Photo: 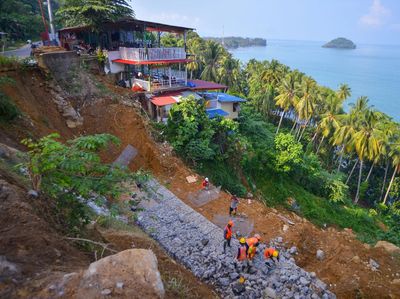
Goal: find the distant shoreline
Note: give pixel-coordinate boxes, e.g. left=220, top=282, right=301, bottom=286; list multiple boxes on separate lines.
left=203, top=36, right=267, bottom=49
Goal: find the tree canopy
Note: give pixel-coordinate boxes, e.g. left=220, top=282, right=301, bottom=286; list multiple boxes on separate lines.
left=57, top=0, right=134, bottom=27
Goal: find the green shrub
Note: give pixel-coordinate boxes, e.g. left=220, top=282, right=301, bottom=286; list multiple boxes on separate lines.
left=0, top=92, right=19, bottom=122
left=0, top=55, right=19, bottom=68
left=326, top=177, right=349, bottom=203
left=274, top=133, right=303, bottom=173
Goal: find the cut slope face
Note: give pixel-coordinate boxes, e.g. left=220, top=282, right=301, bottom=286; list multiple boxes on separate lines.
left=1, top=67, right=400, bottom=298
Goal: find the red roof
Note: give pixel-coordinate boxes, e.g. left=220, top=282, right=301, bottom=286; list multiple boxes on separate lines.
left=112, top=58, right=192, bottom=65
left=151, top=93, right=180, bottom=106
left=187, top=79, right=227, bottom=91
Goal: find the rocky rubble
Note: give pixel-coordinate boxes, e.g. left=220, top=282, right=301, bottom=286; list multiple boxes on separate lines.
left=46, top=249, right=165, bottom=298
left=136, top=179, right=336, bottom=299
left=50, top=89, right=83, bottom=129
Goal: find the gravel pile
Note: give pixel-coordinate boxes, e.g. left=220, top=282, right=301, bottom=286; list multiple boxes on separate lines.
left=136, top=180, right=336, bottom=299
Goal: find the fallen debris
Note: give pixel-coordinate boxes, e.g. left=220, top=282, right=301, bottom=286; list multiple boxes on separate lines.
left=185, top=175, right=198, bottom=183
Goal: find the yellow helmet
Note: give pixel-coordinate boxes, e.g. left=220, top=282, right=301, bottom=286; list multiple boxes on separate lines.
left=273, top=250, right=279, bottom=258
left=239, top=238, right=246, bottom=244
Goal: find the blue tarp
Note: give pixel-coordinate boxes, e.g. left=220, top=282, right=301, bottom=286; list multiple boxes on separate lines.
left=206, top=109, right=229, bottom=118
left=202, top=92, right=247, bottom=103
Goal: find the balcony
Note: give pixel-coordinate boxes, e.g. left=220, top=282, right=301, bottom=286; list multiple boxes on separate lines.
left=132, top=69, right=187, bottom=92
left=119, top=47, right=186, bottom=62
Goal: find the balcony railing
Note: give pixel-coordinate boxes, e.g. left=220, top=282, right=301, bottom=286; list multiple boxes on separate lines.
left=119, top=47, right=186, bottom=61
left=132, top=69, right=187, bottom=92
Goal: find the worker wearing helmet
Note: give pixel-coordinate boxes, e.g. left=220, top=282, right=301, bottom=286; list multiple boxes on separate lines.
left=235, top=237, right=249, bottom=272
left=223, top=220, right=234, bottom=253
left=202, top=177, right=210, bottom=190
left=246, top=234, right=261, bottom=253
left=264, top=247, right=280, bottom=268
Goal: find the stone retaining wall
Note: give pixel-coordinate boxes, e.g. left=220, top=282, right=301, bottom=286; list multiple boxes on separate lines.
left=136, top=179, right=336, bottom=299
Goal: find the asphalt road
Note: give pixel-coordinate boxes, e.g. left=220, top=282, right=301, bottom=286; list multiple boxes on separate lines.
left=1, top=42, right=41, bottom=58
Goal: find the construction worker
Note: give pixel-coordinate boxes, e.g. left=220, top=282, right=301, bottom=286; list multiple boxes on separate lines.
left=246, top=234, right=261, bottom=252
left=202, top=177, right=209, bottom=190
left=235, top=238, right=248, bottom=272
left=229, top=195, right=239, bottom=216
left=223, top=220, right=234, bottom=253
left=264, top=247, right=280, bottom=268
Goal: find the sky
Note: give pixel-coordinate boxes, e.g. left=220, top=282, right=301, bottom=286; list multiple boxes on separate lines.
left=133, top=0, right=400, bottom=45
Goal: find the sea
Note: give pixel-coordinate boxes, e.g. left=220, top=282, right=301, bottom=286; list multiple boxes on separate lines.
left=230, top=40, right=400, bottom=121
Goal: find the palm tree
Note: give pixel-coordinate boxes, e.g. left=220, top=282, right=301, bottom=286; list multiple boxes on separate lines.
left=295, top=77, right=318, bottom=141
left=336, top=83, right=351, bottom=101
left=315, top=93, right=343, bottom=153
left=200, top=41, right=222, bottom=82
left=351, top=109, right=383, bottom=203
left=219, top=55, right=240, bottom=88
left=186, top=38, right=204, bottom=79
left=379, top=122, right=399, bottom=200
left=274, top=72, right=299, bottom=134
left=383, top=142, right=400, bottom=204
left=334, top=96, right=370, bottom=177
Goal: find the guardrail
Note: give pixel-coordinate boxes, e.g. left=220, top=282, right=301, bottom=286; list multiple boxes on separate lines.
left=120, top=47, right=186, bottom=61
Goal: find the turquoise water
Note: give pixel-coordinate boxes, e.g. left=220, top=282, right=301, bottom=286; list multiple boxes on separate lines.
left=230, top=40, right=400, bottom=120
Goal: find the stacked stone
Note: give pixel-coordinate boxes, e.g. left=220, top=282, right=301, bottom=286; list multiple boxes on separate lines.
left=136, top=179, right=336, bottom=299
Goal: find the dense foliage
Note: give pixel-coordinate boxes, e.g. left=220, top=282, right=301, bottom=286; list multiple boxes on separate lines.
left=162, top=33, right=400, bottom=246
left=57, top=0, right=134, bottom=27
left=161, top=32, right=244, bottom=94
left=0, top=0, right=50, bottom=41
left=0, top=76, right=20, bottom=122
left=20, top=133, right=137, bottom=230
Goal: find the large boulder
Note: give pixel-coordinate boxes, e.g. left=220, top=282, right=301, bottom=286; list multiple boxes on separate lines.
left=52, top=249, right=165, bottom=298
left=374, top=241, right=400, bottom=254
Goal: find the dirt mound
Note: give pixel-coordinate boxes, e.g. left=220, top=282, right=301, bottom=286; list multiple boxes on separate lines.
left=0, top=171, right=89, bottom=298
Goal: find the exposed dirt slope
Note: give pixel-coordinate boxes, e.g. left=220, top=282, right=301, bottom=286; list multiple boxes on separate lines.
left=0, top=169, right=89, bottom=298
left=1, top=68, right=400, bottom=298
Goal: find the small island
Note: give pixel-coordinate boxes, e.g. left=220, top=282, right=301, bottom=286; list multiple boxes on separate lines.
left=322, top=37, right=356, bottom=49
left=204, top=37, right=267, bottom=49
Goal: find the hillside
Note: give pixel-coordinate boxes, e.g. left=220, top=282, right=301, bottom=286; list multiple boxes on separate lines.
left=323, top=37, right=356, bottom=49
left=204, top=36, right=267, bottom=48
left=0, top=54, right=400, bottom=297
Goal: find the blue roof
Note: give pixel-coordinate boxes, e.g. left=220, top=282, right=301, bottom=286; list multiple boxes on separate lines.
left=202, top=92, right=247, bottom=103
left=206, top=109, right=229, bottom=118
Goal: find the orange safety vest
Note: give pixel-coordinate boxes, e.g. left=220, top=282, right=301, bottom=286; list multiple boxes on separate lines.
left=246, top=237, right=259, bottom=247
left=248, top=245, right=257, bottom=260
left=224, top=225, right=232, bottom=240
left=238, top=246, right=247, bottom=261
left=264, top=248, right=275, bottom=259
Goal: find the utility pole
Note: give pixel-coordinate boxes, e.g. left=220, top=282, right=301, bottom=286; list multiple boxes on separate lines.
left=46, top=0, right=56, bottom=41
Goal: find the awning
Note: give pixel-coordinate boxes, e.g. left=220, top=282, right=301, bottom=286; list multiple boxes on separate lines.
left=206, top=109, right=229, bottom=118
left=151, top=94, right=179, bottom=106
left=150, top=91, right=201, bottom=106
left=187, top=79, right=227, bottom=91
left=112, top=58, right=192, bottom=65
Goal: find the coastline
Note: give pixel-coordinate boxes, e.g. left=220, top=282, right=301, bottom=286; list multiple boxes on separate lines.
left=230, top=40, right=400, bottom=121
